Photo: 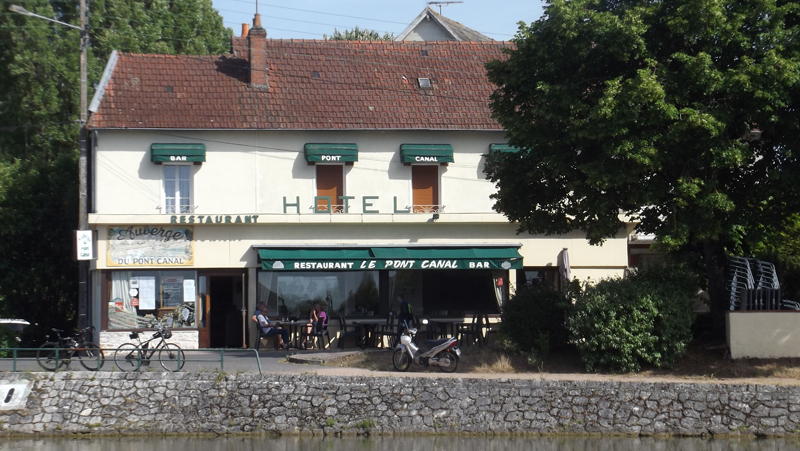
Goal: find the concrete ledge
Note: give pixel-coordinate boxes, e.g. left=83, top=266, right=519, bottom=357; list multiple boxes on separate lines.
left=2, top=372, right=800, bottom=437
left=726, top=311, right=800, bottom=358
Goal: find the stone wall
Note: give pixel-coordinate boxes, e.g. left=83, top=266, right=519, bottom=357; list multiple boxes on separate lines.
left=1, top=372, right=799, bottom=437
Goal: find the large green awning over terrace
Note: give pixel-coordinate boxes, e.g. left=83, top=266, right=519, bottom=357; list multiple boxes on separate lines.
left=257, top=245, right=522, bottom=271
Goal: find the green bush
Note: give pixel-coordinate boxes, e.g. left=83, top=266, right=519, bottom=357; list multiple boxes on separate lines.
left=0, top=325, right=20, bottom=358
left=567, top=265, right=697, bottom=372
left=501, top=284, right=571, bottom=356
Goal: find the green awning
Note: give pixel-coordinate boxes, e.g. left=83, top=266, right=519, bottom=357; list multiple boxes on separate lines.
left=400, top=144, right=454, bottom=164
left=151, top=144, right=206, bottom=163
left=304, top=144, right=358, bottom=163
left=258, top=246, right=522, bottom=271
left=489, top=144, right=520, bottom=153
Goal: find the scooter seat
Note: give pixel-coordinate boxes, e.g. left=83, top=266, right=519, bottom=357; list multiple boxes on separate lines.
left=424, top=338, right=451, bottom=347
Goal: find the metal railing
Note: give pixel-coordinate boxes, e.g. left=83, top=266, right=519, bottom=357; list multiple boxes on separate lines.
left=0, top=347, right=263, bottom=374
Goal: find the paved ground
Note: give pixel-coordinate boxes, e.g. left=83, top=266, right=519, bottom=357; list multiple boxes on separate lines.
left=3, top=347, right=800, bottom=385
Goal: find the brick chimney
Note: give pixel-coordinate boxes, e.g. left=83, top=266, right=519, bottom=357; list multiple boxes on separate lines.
left=248, top=14, right=268, bottom=88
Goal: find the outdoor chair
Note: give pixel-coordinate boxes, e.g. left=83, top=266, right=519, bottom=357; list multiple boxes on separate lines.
left=372, top=312, right=396, bottom=348
left=337, top=315, right=364, bottom=349
left=301, top=317, right=330, bottom=350
left=456, top=313, right=484, bottom=346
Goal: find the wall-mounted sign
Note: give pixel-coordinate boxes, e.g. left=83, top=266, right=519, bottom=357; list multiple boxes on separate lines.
left=264, top=259, right=518, bottom=271
left=75, top=230, right=94, bottom=261
left=107, top=225, right=194, bottom=267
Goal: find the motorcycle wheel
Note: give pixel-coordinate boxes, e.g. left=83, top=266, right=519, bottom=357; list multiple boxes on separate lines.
left=392, top=348, right=412, bottom=371
left=438, top=349, right=459, bottom=373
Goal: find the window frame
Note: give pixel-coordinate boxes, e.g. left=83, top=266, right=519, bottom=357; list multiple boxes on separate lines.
left=410, top=164, right=441, bottom=213
left=315, top=164, right=346, bottom=213
left=163, top=163, right=193, bottom=214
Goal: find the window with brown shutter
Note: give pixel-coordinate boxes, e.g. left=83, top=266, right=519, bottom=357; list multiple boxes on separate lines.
left=412, top=165, right=439, bottom=213
left=316, top=165, right=344, bottom=213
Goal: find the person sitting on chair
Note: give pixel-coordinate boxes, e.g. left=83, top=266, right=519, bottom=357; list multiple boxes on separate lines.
left=300, top=301, right=327, bottom=350
left=253, top=302, right=290, bottom=350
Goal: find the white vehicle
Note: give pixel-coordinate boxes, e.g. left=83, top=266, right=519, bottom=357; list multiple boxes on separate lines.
left=392, top=320, right=460, bottom=373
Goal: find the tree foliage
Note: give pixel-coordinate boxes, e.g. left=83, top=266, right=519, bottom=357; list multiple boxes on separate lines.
left=325, top=26, right=394, bottom=41
left=485, top=0, right=800, bottom=322
left=0, top=0, right=231, bottom=337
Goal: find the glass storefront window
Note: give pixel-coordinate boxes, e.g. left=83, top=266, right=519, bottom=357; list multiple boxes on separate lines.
left=257, top=271, right=381, bottom=318
left=108, top=270, right=198, bottom=329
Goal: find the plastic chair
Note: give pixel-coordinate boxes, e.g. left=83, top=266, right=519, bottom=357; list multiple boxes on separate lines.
left=337, top=315, right=364, bottom=349
left=456, top=313, right=484, bottom=346
left=372, top=312, right=396, bottom=348
left=301, top=317, right=330, bottom=350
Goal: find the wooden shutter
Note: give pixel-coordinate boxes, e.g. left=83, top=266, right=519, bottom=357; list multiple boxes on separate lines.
left=316, top=165, right=344, bottom=212
left=412, top=165, right=439, bottom=213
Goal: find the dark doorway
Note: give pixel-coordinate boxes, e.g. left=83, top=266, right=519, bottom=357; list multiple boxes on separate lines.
left=208, top=276, right=245, bottom=348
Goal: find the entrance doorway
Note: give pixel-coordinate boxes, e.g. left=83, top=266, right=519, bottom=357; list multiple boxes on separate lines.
left=200, top=273, right=247, bottom=349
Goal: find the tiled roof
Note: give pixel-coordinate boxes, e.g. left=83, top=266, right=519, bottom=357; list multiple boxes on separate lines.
left=429, top=9, right=494, bottom=42
left=88, top=39, right=512, bottom=130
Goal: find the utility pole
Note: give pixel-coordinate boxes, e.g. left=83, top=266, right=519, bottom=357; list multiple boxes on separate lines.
left=78, top=0, right=90, bottom=329
left=10, top=3, right=91, bottom=329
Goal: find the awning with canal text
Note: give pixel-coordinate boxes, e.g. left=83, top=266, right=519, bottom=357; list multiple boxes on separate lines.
left=400, top=144, right=454, bottom=164
left=258, top=246, right=522, bottom=271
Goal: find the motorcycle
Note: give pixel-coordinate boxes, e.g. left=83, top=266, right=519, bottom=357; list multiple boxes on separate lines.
left=392, top=320, right=461, bottom=372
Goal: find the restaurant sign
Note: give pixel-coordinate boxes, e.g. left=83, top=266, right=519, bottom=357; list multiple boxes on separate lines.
left=107, top=225, right=194, bottom=267
left=263, top=258, right=519, bottom=271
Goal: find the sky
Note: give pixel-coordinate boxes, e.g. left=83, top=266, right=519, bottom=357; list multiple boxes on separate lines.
left=209, top=0, right=545, bottom=41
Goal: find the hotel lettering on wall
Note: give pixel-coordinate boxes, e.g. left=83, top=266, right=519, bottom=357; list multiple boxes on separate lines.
left=107, top=226, right=194, bottom=267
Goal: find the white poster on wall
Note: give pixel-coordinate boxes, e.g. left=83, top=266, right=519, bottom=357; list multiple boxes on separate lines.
left=139, top=277, right=156, bottom=310
left=183, top=279, right=196, bottom=304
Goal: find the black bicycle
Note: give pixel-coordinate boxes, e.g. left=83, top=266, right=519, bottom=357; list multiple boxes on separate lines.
left=113, top=318, right=185, bottom=372
left=36, top=326, right=104, bottom=371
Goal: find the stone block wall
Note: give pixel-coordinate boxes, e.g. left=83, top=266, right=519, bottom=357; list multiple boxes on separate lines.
left=1, top=372, right=799, bottom=436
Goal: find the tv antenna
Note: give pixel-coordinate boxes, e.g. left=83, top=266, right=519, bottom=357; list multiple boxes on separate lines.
left=427, top=1, right=464, bottom=15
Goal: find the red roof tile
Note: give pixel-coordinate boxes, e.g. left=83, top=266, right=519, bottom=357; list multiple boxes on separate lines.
left=88, top=39, right=511, bottom=130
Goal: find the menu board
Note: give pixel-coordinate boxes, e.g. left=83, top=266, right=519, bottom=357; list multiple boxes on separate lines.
left=161, top=277, right=183, bottom=307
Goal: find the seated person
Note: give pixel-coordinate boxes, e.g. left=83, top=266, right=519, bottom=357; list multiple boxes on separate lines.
left=300, top=302, right=327, bottom=350
left=252, top=302, right=291, bottom=350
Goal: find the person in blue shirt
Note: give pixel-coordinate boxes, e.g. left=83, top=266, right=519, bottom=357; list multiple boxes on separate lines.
left=394, top=294, right=414, bottom=347
left=253, top=302, right=290, bottom=350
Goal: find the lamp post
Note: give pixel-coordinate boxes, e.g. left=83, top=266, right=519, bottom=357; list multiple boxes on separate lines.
left=10, top=2, right=91, bottom=329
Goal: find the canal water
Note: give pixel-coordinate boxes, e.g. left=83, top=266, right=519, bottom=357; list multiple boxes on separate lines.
left=1, top=436, right=799, bottom=451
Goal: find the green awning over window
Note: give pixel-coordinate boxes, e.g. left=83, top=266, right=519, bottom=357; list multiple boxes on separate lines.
left=400, top=144, right=454, bottom=164
left=151, top=144, right=206, bottom=163
left=489, top=144, right=520, bottom=153
left=304, top=144, right=358, bottom=163
left=258, top=246, right=522, bottom=271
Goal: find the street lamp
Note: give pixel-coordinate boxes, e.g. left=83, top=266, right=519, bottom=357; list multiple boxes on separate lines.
left=10, top=3, right=91, bottom=329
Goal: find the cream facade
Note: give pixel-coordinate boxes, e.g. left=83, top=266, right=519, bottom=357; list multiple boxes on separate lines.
left=89, top=129, right=630, bottom=349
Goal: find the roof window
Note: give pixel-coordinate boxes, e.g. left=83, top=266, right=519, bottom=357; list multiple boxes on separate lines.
left=418, top=78, right=432, bottom=89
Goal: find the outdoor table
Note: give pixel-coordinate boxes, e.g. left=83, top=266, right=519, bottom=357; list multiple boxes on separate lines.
left=274, top=321, right=308, bottom=348
left=351, top=318, right=390, bottom=348
left=426, top=318, right=464, bottom=340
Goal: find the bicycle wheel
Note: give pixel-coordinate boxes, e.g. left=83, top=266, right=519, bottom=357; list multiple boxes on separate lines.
left=158, top=343, right=185, bottom=372
left=37, top=342, right=66, bottom=371
left=77, top=342, right=105, bottom=371
left=114, top=343, right=141, bottom=372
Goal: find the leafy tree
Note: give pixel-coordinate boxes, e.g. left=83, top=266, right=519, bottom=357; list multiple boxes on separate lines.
left=325, top=26, right=394, bottom=41
left=485, top=0, right=800, bottom=332
left=0, top=0, right=231, bottom=338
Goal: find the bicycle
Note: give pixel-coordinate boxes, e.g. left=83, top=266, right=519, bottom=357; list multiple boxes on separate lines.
left=36, top=326, right=104, bottom=371
left=113, top=318, right=185, bottom=372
